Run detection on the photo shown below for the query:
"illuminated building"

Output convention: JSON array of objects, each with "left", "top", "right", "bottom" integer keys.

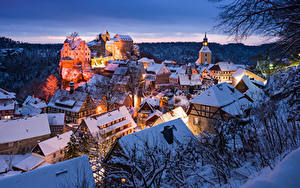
[
  {"left": 59, "top": 36, "right": 92, "bottom": 86},
  {"left": 0, "top": 88, "right": 17, "bottom": 120},
  {"left": 105, "top": 34, "right": 134, "bottom": 60},
  {"left": 197, "top": 33, "right": 212, "bottom": 65}
]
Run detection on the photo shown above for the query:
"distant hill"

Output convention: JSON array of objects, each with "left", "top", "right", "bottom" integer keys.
[
  {"left": 0, "top": 37, "right": 61, "bottom": 95},
  {"left": 138, "top": 42, "right": 275, "bottom": 65}
]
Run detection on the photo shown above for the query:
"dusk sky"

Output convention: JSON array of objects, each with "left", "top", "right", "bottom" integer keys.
[{"left": 0, "top": 0, "right": 273, "bottom": 45}]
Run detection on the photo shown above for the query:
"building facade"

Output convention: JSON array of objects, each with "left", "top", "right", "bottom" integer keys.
[
  {"left": 47, "top": 88, "right": 97, "bottom": 124},
  {"left": 0, "top": 114, "right": 51, "bottom": 154},
  {"left": 198, "top": 33, "right": 212, "bottom": 64}
]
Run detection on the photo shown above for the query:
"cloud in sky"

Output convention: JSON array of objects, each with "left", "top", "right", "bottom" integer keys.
[{"left": 0, "top": 0, "right": 275, "bottom": 45}]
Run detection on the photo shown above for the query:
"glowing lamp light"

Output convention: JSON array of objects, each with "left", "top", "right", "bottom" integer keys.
[
  {"left": 203, "top": 42, "right": 208, "bottom": 46},
  {"left": 121, "top": 178, "right": 126, "bottom": 184}
]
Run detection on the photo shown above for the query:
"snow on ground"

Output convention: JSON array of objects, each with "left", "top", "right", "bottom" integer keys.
[{"left": 243, "top": 147, "right": 300, "bottom": 188}]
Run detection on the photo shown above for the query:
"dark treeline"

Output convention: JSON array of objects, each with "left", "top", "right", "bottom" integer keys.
[{"left": 138, "top": 42, "right": 275, "bottom": 65}]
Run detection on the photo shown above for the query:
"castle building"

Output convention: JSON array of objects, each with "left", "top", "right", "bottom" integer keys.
[
  {"left": 198, "top": 33, "right": 212, "bottom": 64},
  {"left": 59, "top": 36, "right": 91, "bottom": 85},
  {"left": 105, "top": 34, "right": 134, "bottom": 60}
]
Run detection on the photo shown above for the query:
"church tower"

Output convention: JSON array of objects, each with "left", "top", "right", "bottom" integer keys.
[{"left": 198, "top": 32, "right": 212, "bottom": 64}]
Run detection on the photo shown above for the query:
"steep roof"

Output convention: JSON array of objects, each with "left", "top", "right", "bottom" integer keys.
[
  {"left": 153, "top": 107, "right": 188, "bottom": 126},
  {"left": 191, "top": 82, "right": 251, "bottom": 116},
  {"left": 239, "top": 75, "right": 264, "bottom": 101},
  {"left": 0, "top": 114, "right": 50, "bottom": 144},
  {"left": 191, "top": 82, "right": 244, "bottom": 107},
  {"left": 199, "top": 46, "right": 211, "bottom": 53},
  {"left": 138, "top": 57, "right": 155, "bottom": 63},
  {"left": 140, "top": 96, "right": 160, "bottom": 108},
  {"left": 47, "top": 90, "right": 90, "bottom": 113},
  {"left": 118, "top": 119, "right": 197, "bottom": 157},
  {"left": 0, "top": 88, "right": 15, "bottom": 100},
  {"left": 210, "top": 62, "right": 237, "bottom": 72},
  {"left": 179, "top": 74, "right": 202, "bottom": 86},
  {"left": 36, "top": 131, "right": 72, "bottom": 156},
  {"left": 115, "top": 34, "right": 133, "bottom": 41},
  {"left": 23, "top": 96, "right": 47, "bottom": 109},
  {"left": 146, "top": 63, "right": 165, "bottom": 74},
  {"left": 0, "top": 155, "right": 95, "bottom": 188}
]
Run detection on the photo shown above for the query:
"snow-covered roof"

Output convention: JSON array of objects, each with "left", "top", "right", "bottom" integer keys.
[
  {"left": 140, "top": 97, "right": 160, "bottom": 108},
  {"left": 169, "top": 73, "right": 179, "bottom": 80},
  {"left": 113, "top": 66, "right": 128, "bottom": 75},
  {"left": 111, "top": 91, "right": 130, "bottom": 105},
  {"left": 115, "top": 34, "right": 133, "bottom": 41},
  {"left": 200, "top": 67, "right": 210, "bottom": 74},
  {"left": 239, "top": 75, "right": 264, "bottom": 101},
  {"left": 179, "top": 74, "right": 202, "bottom": 86},
  {"left": 138, "top": 57, "right": 155, "bottom": 63},
  {"left": 47, "top": 113, "right": 65, "bottom": 126},
  {"left": 146, "top": 63, "right": 165, "bottom": 74},
  {"left": 48, "top": 90, "right": 90, "bottom": 113},
  {"left": 0, "top": 88, "right": 15, "bottom": 100},
  {"left": 0, "top": 171, "right": 22, "bottom": 179},
  {"left": 0, "top": 154, "right": 27, "bottom": 173},
  {"left": 0, "top": 155, "right": 95, "bottom": 188},
  {"left": 232, "top": 68, "right": 246, "bottom": 80},
  {"left": 146, "top": 110, "right": 163, "bottom": 122},
  {"left": 162, "top": 60, "right": 176, "bottom": 64},
  {"left": 104, "top": 63, "right": 119, "bottom": 72},
  {"left": 118, "top": 119, "right": 197, "bottom": 157},
  {"left": 13, "top": 153, "right": 45, "bottom": 172},
  {"left": 20, "top": 104, "right": 42, "bottom": 117},
  {"left": 210, "top": 62, "right": 238, "bottom": 72},
  {"left": 173, "top": 95, "right": 190, "bottom": 107},
  {"left": 191, "top": 82, "right": 246, "bottom": 107},
  {"left": 0, "top": 114, "right": 51, "bottom": 144},
  {"left": 199, "top": 46, "right": 211, "bottom": 53},
  {"left": 22, "top": 96, "right": 47, "bottom": 109},
  {"left": 153, "top": 107, "right": 188, "bottom": 126},
  {"left": 83, "top": 106, "right": 137, "bottom": 139},
  {"left": 37, "top": 131, "right": 72, "bottom": 156}
]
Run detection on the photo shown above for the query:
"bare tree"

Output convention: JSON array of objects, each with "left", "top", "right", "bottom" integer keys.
[
  {"left": 69, "top": 32, "right": 79, "bottom": 43},
  {"left": 214, "top": 0, "right": 300, "bottom": 55}
]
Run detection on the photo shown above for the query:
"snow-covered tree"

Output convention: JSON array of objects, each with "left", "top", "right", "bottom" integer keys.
[{"left": 65, "top": 134, "right": 80, "bottom": 160}]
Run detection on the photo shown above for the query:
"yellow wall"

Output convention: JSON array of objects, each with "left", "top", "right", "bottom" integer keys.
[{"left": 199, "top": 52, "right": 211, "bottom": 64}]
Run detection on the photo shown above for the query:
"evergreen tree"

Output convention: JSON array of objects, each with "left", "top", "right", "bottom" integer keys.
[
  {"left": 65, "top": 134, "right": 80, "bottom": 160},
  {"left": 79, "top": 132, "right": 90, "bottom": 155}
]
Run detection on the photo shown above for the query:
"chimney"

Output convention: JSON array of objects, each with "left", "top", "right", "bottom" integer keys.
[
  {"left": 161, "top": 125, "right": 176, "bottom": 144},
  {"left": 69, "top": 81, "right": 75, "bottom": 94}
]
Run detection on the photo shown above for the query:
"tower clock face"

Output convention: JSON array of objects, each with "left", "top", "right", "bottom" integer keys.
[{"left": 203, "top": 42, "right": 207, "bottom": 46}]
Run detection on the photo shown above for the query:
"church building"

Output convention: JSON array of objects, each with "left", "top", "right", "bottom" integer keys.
[{"left": 198, "top": 33, "right": 212, "bottom": 65}]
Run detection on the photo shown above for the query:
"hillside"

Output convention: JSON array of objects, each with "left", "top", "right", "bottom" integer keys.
[
  {"left": 0, "top": 37, "right": 61, "bottom": 95},
  {"left": 138, "top": 42, "right": 274, "bottom": 65}
]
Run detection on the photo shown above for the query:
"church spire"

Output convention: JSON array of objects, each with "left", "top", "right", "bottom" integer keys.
[{"left": 203, "top": 32, "right": 208, "bottom": 46}]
